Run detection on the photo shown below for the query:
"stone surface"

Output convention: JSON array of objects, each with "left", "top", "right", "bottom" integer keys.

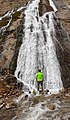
[
  {"left": 13, "top": 88, "right": 70, "bottom": 120},
  {"left": 53, "top": 0, "right": 70, "bottom": 88},
  {"left": 54, "top": 0, "right": 70, "bottom": 35},
  {"left": 0, "top": 71, "right": 23, "bottom": 111},
  {"left": 47, "top": 103, "right": 55, "bottom": 110},
  {"left": 0, "top": 0, "right": 32, "bottom": 15},
  {"left": 39, "top": 0, "right": 53, "bottom": 16},
  {"left": 0, "top": 10, "right": 24, "bottom": 73}
]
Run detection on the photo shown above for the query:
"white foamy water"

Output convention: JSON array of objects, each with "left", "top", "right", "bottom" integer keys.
[
  {"left": 49, "top": 0, "right": 57, "bottom": 12},
  {"left": 15, "top": 0, "right": 63, "bottom": 93},
  {"left": 16, "top": 102, "right": 49, "bottom": 120}
]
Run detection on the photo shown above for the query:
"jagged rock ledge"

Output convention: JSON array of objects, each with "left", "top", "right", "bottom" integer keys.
[{"left": 0, "top": 6, "right": 26, "bottom": 74}]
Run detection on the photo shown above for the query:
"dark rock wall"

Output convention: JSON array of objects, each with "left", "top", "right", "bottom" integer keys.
[
  {"left": 0, "top": 11, "right": 24, "bottom": 75},
  {"left": 53, "top": 0, "right": 70, "bottom": 88},
  {"left": 54, "top": 20, "right": 70, "bottom": 88},
  {"left": 39, "top": 0, "right": 53, "bottom": 16},
  {"left": 9, "top": 18, "right": 25, "bottom": 74}
]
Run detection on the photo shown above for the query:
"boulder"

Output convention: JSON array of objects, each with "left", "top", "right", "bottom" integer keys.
[
  {"left": 5, "top": 74, "right": 17, "bottom": 85},
  {"left": 0, "top": 103, "right": 5, "bottom": 109},
  {"left": 25, "top": 95, "right": 28, "bottom": 100},
  {"left": 33, "top": 89, "right": 36, "bottom": 95},
  {"left": 45, "top": 89, "right": 49, "bottom": 94},
  {"left": 47, "top": 103, "right": 55, "bottom": 110},
  {"left": 5, "top": 97, "right": 16, "bottom": 109},
  {"left": 0, "top": 45, "right": 3, "bottom": 53},
  {"left": 5, "top": 103, "right": 16, "bottom": 109}
]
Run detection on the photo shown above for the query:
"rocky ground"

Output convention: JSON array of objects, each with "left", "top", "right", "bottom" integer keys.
[
  {"left": 0, "top": 70, "right": 70, "bottom": 120},
  {"left": 11, "top": 88, "right": 70, "bottom": 120},
  {"left": 0, "top": 68, "right": 23, "bottom": 120}
]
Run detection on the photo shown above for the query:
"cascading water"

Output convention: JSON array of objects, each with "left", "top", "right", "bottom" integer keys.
[{"left": 15, "top": 0, "right": 63, "bottom": 93}]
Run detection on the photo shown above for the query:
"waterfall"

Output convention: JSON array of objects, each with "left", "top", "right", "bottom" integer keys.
[{"left": 15, "top": 0, "right": 63, "bottom": 93}]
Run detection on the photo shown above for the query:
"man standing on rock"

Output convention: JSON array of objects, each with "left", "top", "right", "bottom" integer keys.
[{"left": 36, "top": 69, "right": 44, "bottom": 91}]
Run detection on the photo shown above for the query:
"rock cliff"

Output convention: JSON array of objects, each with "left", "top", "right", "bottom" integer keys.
[
  {"left": 53, "top": 0, "right": 70, "bottom": 88},
  {"left": 0, "top": 0, "right": 70, "bottom": 87},
  {"left": 0, "top": 0, "right": 70, "bottom": 120}
]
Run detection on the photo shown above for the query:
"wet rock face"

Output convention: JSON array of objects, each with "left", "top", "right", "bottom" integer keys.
[
  {"left": 0, "top": 108, "right": 17, "bottom": 120},
  {"left": 9, "top": 18, "right": 24, "bottom": 74},
  {"left": 54, "top": 19, "right": 70, "bottom": 88},
  {"left": 0, "top": 1, "right": 32, "bottom": 75},
  {"left": 0, "top": 10, "right": 24, "bottom": 74},
  {"left": 14, "top": 88, "right": 70, "bottom": 120},
  {"left": 53, "top": 0, "right": 70, "bottom": 88},
  {"left": 39, "top": 0, "right": 53, "bottom": 16},
  {"left": 54, "top": 0, "right": 70, "bottom": 35}
]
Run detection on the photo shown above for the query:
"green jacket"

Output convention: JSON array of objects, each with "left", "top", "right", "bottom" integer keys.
[{"left": 36, "top": 72, "right": 44, "bottom": 81}]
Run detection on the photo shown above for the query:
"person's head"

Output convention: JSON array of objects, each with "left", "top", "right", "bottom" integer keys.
[{"left": 38, "top": 69, "right": 41, "bottom": 72}]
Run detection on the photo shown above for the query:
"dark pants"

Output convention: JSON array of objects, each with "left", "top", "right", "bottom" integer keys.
[{"left": 37, "top": 81, "right": 43, "bottom": 91}]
